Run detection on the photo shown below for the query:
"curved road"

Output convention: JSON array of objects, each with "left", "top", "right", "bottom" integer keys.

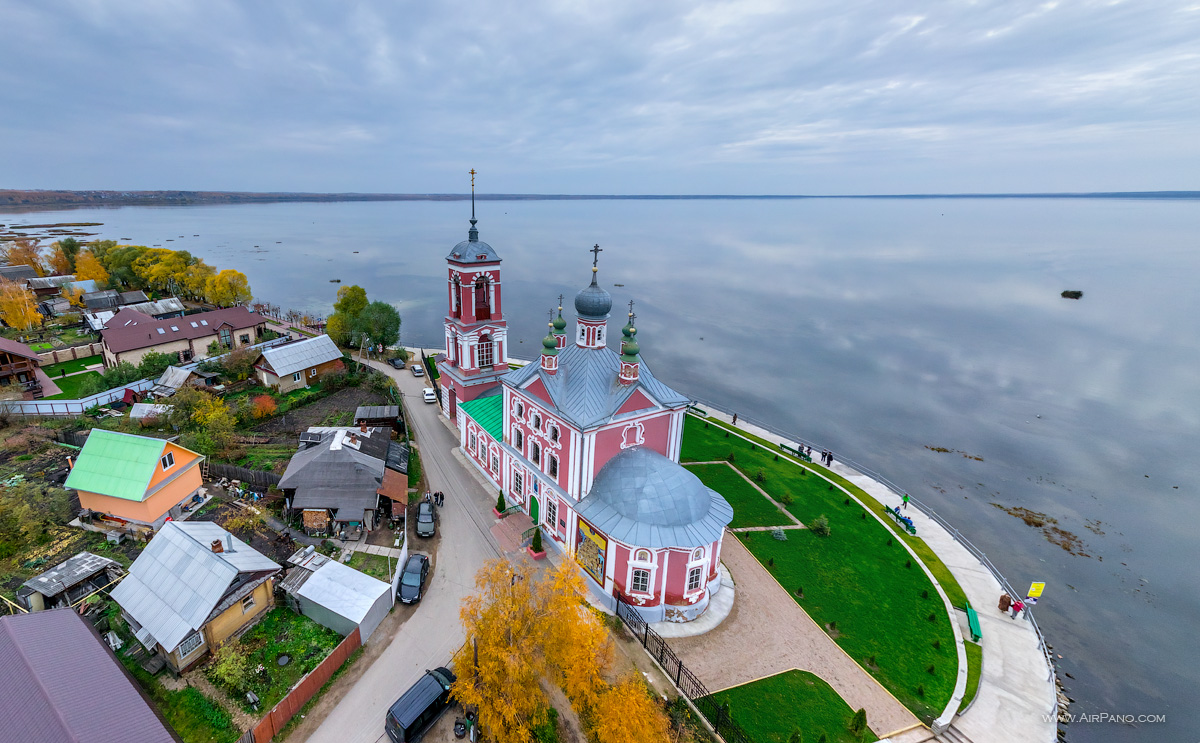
[{"left": 299, "top": 359, "right": 504, "bottom": 743}]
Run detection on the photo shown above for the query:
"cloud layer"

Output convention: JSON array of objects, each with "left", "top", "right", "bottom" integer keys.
[{"left": 1, "top": 0, "right": 1197, "bottom": 192}]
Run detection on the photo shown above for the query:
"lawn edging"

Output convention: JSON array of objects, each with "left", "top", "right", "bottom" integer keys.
[{"left": 689, "top": 412, "right": 968, "bottom": 732}]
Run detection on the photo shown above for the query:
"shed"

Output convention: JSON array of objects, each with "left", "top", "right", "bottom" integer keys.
[
  {"left": 282, "top": 547, "right": 392, "bottom": 641},
  {"left": 16, "top": 551, "right": 123, "bottom": 612},
  {"left": 355, "top": 404, "right": 402, "bottom": 431}
]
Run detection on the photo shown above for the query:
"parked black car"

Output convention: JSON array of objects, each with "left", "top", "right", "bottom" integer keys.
[
  {"left": 416, "top": 501, "right": 436, "bottom": 538},
  {"left": 388, "top": 357, "right": 405, "bottom": 369},
  {"left": 398, "top": 554, "right": 430, "bottom": 604},
  {"left": 385, "top": 666, "right": 457, "bottom": 742}
]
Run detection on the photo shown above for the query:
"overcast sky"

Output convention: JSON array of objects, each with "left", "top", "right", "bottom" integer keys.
[{"left": 1, "top": 1, "right": 1197, "bottom": 194}]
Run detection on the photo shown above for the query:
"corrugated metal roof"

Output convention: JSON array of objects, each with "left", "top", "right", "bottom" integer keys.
[
  {"left": 130, "top": 403, "right": 173, "bottom": 420},
  {"left": 21, "top": 551, "right": 120, "bottom": 598},
  {"left": 574, "top": 447, "right": 733, "bottom": 549},
  {"left": 355, "top": 405, "right": 400, "bottom": 420},
  {"left": 111, "top": 522, "right": 278, "bottom": 652},
  {"left": 502, "top": 344, "right": 690, "bottom": 429},
  {"left": 0, "top": 263, "right": 38, "bottom": 282},
  {"left": 460, "top": 395, "right": 504, "bottom": 440},
  {"left": 64, "top": 429, "right": 171, "bottom": 502},
  {"left": 260, "top": 334, "right": 342, "bottom": 376},
  {"left": 27, "top": 274, "right": 76, "bottom": 290},
  {"left": 0, "top": 609, "right": 180, "bottom": 743},
  {"left": 155, "top": 365, "right": 193, "bottom": 390},
  {"left": 296, "top": 559, "right": 390, "bottom": 624}
]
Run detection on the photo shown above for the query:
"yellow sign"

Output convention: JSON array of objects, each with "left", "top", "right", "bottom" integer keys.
[
  {"left": 575, "top": 518, "right": 608, "bottom": 586},
  {"left": 1028, "top": 582, "right": 1045, "bottom": 598}
]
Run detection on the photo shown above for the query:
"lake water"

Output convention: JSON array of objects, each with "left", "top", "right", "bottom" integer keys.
[{"left": 5, "top": 198, "right": 1198, "bottom": 742}]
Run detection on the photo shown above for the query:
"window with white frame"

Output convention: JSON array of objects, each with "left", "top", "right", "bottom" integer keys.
[
  {"left": 477, "top": 334, "right": 494, "bottom": 367},
  {"left": 515, "top": 402, "right": 524, "bottom": 417},
  {"left": 550, "top": 425, "right": 559, "bottom": 444},
  {"left": 469, "top": 431, "right": 477, "bottom": 450},
  {"left": 491, "top": 452, "right": 499, "bottom": 471},
  {"left": 177, "top": 631, "right": 203, "bottom": 658},
  {"left": 687, "top": 566, "right": 703, "bottom": 592},
  {"left": 534, "top": 413, "right": 541, "bottom": 430},
  {"left": 292, "top": 371, "right": 302, "bottom": 382},
  {"left": 242, "top": 594, "right": 256, "bottom": 613},
  {"left": 545, "top": 499, "right": 557, "bottom": 529},
  {"left": 531, "top": 442, "right": 540, "bottom": 465},
  {"left": 548, "top": 455, "right": 558, "bottom": 478},
  {"left": 160, "top": 452, "right": 175, "bottom": 470},
  {"left": 514, "top": 471, "right": 523, "bottom": 496},
  {"left": 309, "top": 367, "right": 317, "bottom": 377},
  {"left": 630, "top": 569, "right": 650, "bottom": 593},
  {"left": 514, "top": 428, "right": 523, "bottom": 452}
]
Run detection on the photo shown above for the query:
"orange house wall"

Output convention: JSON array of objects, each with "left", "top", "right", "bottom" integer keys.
[
  {"left": 146, "top": 442, "right": 202, "bottom": 490},
  {"left": 78, "top": 464, "right": 203, "bottom": 524}
]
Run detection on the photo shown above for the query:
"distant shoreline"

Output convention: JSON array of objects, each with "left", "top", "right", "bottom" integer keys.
[{"left": 1, "top": 189, "right": 1198, "bottom": 209}]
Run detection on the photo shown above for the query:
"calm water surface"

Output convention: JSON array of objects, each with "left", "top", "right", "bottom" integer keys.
[{"left": 5, "top": 198, "right": 1198, "bottom": 742}]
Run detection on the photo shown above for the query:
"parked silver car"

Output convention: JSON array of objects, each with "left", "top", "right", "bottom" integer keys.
[{"left": 416, "top": 501, "right": 436, "bottom": 537}]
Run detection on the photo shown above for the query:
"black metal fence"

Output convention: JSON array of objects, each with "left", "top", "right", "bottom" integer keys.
[{"left": 614, "top": 593, "right": 754, "bottom": 743}]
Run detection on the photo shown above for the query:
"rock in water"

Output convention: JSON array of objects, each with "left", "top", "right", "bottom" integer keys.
[{"left": 1061, "top": 290, "right": 1083, "bottom": 299}]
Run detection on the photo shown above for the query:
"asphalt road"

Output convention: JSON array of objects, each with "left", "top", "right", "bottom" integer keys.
[{"left": 300, "top": 358, "right": 503, "bottom": 743}]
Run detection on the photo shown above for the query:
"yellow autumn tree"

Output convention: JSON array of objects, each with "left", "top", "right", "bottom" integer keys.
[
  {"left": 589, "top": 675, "right": 673, "bottom": 743},
  {"left": 206, "top": 269, "right": 252, "bottom": 307},
  {"left": 1, "top": 239, "right": 45, "bottom": 276},
  {"left": 74, "top": 251, "right": 109, "bottom": 285},
  {"left": 47, "top": 242, "right": 74, "bottom": 276},
  {"left": 0, "top": 278, "right": 41, "bottom": 331},
  {"left": 62, "top": 284, "right": 86, "bottom": 307}
]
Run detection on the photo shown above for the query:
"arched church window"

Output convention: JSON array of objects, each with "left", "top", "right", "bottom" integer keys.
[
  {"left": 478, "top": 334, "right": 494, "bottom": 368},
  {"left": 474, "top": 275, "right": 491, "bottom": 320},
  {"left": 548, "top": 455, "right": 558, "bottom": 478},
  {"left": 550, "top": 425, "right": 559, "bottom": 444},
  {"left": 514, "top": 428, "right": 524, "bottom": 452},
  {"left": 516, "top": 402, "right": 524, "bottom": 418},
  {"left": 579, "top": 327, "right": 586, "bottom": 341},
  {"left": 534, "top": 414, "right": 541, "bottom": 430},
  {"left": 452, "top": 276, "right": 462, "bottom": 318},
  {"left": 532, "top": 442, "right": 541, "bottom": 465}
]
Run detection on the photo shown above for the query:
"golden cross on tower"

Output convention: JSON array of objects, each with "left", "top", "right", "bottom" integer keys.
[
  {"left": 469, "top": 168, "right": 477, "bottom": 220},
  {"left": 557, "top": 293, "right": 564, "bottom": 311}
]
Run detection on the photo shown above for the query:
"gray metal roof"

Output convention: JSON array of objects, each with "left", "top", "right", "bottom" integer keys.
[
  {"left": 130, "top": 402, "right": 173, "bottom": 420},
  {"left": 280, "top": 429, "right": 385, "bottom": 517},
  {"left": 111, "top": 521, "right": 279, "bottom": 652},
  {"left": 574, "top": 447, "right": 733, "bottom": 549},
  {"left": 502, "top": 344, "right": 690, "bottom": 429},
  {"left": 27, "top": 274, "right": 76, "bottom": 290},
  {"left": 83, "top": 289, "right": 121, "bottom": 310},
  {"left": 446, "top": 221, "right": 500, "bottom": 264},
  {"left": 385, "top": 441, "right": 409, "bottom": 474},
  {"left": 0, "top": 609, "right": 180, "bottom": 743},
  {"left": 156, "top": 365, "right": 193, "bottom": 390},
  {"left": 295, "top": 558, "right": 390, "bottom": 624},
  {"left": 260, "top": 334, "right": 342, "bottom": 376},
  {"left": 574, "top": 275, "right": 612, "bottom": 318},
  {"left": 0, "top": 264, "right": 38, "bottom": 282},
  {"left": 21, "top": 551, "right": 121, "bottom": 598},
  {"left": 355, "top": 405, "right": 400, "bottom": 420}
]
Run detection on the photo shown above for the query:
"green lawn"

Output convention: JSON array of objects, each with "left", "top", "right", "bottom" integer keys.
[
  {"left": 683, "top": 417, "right": 957, "bottom": 721},
  {"left": 707, "top": 670, "right": 878, "bottom": 743},
  {"left": 232, "top": 444, "right": 296, "bottom": 472},
  {"left": 685, "top": 462, "right": 794, "bottom": 529},
  {"left": 348, "top": 551, "right": 395, "bottom": 582},
  {"left": 42, "top": 354, "right": 101, "bottom": 376},
  {"left": 41, "top": 370, "right": 101, "bottom": 399},
  {"left": 408, "top": 448, "right": 422, "bottom": 488},
  {"left": 959, "top": 641, "right": 983, "bottom": 713},
  {"left": 227, "top": 608, "right": 342, "bottom": 712}
]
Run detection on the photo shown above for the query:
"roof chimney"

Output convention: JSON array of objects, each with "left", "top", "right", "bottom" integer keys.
[
  {"left": 360, "top": 423, "right": 367, "bottom": 433},
  {"left": 210, "top": 539, "right": 223, "bottom": 553}
]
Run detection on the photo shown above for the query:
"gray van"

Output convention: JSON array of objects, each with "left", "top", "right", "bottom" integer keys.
[{"left": 385, "top": 666, "right": 456, "bottom": 742}]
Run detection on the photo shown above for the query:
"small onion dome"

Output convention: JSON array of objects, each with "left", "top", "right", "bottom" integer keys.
[
  {"left": 553, "top": 306, "right": 567, "bottom": 332},
  {"left": 574, "top": 269, "right": 612, "bottom": 318},
  {"left": 542, "top": 324, "right": 559, "bottom": 354},
  {"left": 621, "top": 337, "right": 640, "bottom": 361}
]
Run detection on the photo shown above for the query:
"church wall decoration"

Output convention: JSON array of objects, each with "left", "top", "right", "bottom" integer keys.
[{"left": 575, "top": 517, "right": 608, "bottom": 585}]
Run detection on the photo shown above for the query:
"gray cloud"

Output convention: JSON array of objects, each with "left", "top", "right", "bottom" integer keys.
[{"left": 1, "top": 0, "right": 1197, "bottom": 192}]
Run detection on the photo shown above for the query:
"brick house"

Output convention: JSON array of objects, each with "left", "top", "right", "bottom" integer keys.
[{"left": 99, "top": 305, "right": 266, "bottom": 368}]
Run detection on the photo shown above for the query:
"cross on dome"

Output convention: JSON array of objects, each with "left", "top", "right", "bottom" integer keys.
[{"left": 590, "top": 243, "right": 602, "bottom": 269}]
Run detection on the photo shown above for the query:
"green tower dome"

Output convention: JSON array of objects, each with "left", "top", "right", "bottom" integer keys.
[
  {"left": 542, "top": 323, "right": 559, "bottom": 354},
  {"left": 553, "top": 307, "right": 567, "bottom": 333}
]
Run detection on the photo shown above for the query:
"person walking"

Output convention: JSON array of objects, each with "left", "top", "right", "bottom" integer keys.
[
  {"left": 998, "top": 593, "right": 1012, "bottom": 614},
  {"left": 1010, "top": 599, "right": 1025, "bottom": 619},
  {"left": 732, "top": 413, "right": 738, "bottom": 425},
  {"left": 902, "top": 493, "right": 910, "bottom": 510}
]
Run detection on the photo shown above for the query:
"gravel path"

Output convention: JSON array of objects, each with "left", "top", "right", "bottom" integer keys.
[{"left": 670, "top": 536, "right": 919, "bottom": 737}]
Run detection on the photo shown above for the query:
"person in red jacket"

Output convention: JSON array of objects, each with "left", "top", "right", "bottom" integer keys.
[{"left": 1010, "top": 599, "right": 1025, "bottom": 619}]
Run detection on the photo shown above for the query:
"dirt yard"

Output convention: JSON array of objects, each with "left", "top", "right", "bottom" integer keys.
[
  {"left": 252, "top": 387, "right": 388, "bottom": 438},
  {"left": 192, "top": 498, "right": 299, "bottom": 564}
]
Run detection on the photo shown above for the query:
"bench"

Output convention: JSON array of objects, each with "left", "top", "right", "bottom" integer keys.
[
  {"left": 966, "top": 604, "right": 983, "bottom": 642},
  {"left": 779, "top": 443, "right": 813, "bottom": 463},
  {"left": 886, "top": 506, "right": 917, "bottom": 535}
]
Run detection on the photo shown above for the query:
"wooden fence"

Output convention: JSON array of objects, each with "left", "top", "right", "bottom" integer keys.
[
  {"left": 250, "top": 627, "right": 362, "bottom": 742},
  {"left": 207, "top": 461, "right": 282, "bottom": 490}
]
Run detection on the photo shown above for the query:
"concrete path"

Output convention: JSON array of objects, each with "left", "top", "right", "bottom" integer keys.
[
  {"left": 700, "top": 408, "right": 1056, "bottom": 743},
  {"left": 298, "top": 359, "right": 509, "bottom": 743},
  {"left": 841, "top": 469, "right": 1057, "bottom": 743},
  {"left": 670, "top": 536, "right": 919, "bottom": 738}
]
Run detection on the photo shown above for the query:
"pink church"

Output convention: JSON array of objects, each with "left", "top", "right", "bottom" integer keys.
[{"left": 438, "top": 215, "right": 734, "bottom": 622}]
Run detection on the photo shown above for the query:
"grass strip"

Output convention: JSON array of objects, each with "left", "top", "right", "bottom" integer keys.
[
  {"left": 959, "top": 641, "right": 983, "bottom": 713},
  {"left": 706, "top": 669, "right": 878, "bottom": 743},
  {"left": 684, "top": 462, "right": 795, "bottom": 529}
]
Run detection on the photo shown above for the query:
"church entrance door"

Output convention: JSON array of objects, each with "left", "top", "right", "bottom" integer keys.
[
  {"left": 448, "top": 387, "right": 457, "bottom": 422},
  {"left": 529, "top": 496, "right": 539, "bottom": 525}
]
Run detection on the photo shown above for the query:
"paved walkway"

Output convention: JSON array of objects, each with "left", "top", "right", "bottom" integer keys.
[
  {"left": 671, "top": 536, "right": 919, "bottom": 737},
  {"left": 702, "top": 409, "right": 1057, "bottom": 743}
]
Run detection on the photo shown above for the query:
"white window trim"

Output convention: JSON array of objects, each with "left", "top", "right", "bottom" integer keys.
[
  {"left": 626, "top": 551, "right": 657, "bottom": 597},
  {"left": 292, "top": 371, "right": 302, "bottom": 382},
  {"left": 309, "top": 367, "right": 317, "bottom": 377},
  {"left": 242, "top": 594, "right": 256, "bottom": 613},
  {"left": 684, "top": 551, "right": 709, "bottom": 595},
  {"left": 545, "top": 498, "right": 558, "bottom": 530},
  {"left": 176, "top": 630, "right": 204, "bottom": 659},
  {"left": 630, "top": 568, "right": 651, "bottom": 594},
  {"left": 160, "top": 452, "right": 174, "bottom": 471},
  {"left": 686, "top": 565, "right": 704, "bottom": 593}
]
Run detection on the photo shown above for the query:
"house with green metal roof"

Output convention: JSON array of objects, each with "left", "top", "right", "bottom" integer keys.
[{"left": 66, "top": 429, "right": 205, "bottom": 530}]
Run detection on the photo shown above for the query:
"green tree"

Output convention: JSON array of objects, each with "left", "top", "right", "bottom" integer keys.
[
  {"left": 205, "top": 269, "right": 252, "bottom": 307},
  {"left": 0, "top": 481, "right": 72, "bottom": 556},
  {"left": 333, "top": 284, "right": 368, "bottom": 318},
  {"left": 219, "top": 346, "right": 258, "bottom": 381},
  {"left": 354, "top": 301, "right": 401, "bottom": 348},
  {"left": 137, "top": 351, "right": 176, "bottom": 381},
  {"left": 849, "top": 708, "right": 867, "bottom": 739},
  {"left": 326, "top": 312, "right": 352, "bottom": 345}
]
